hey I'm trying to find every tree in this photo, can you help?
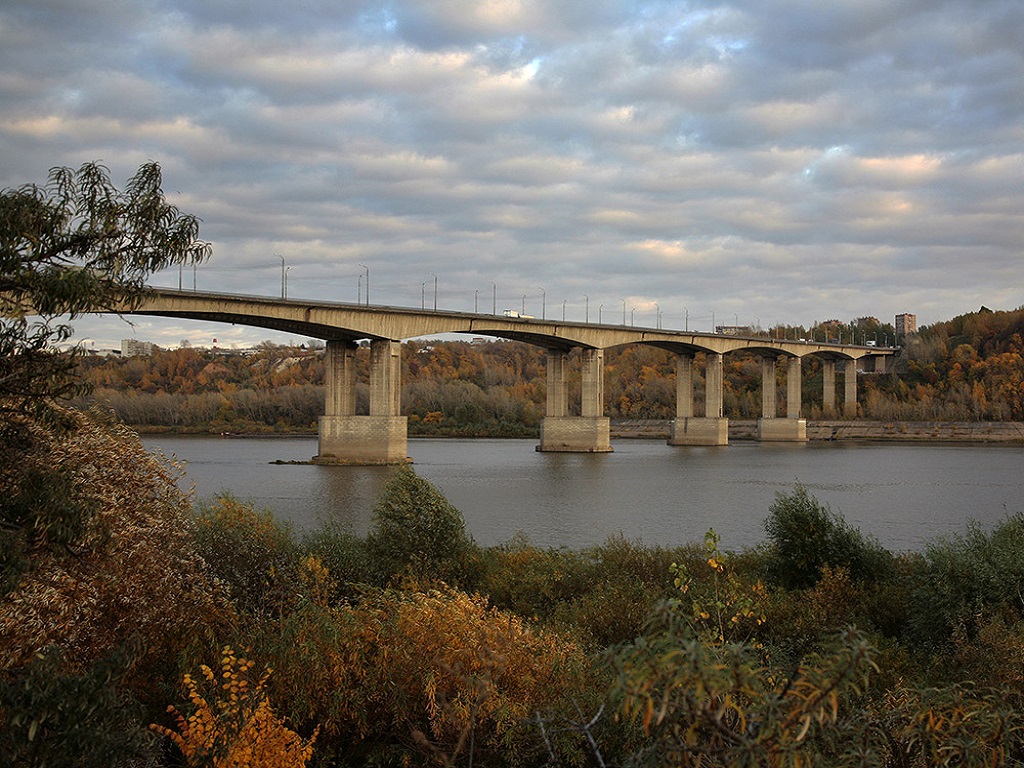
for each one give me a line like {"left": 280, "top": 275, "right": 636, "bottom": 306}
{"left": 1, "top": 161, "right": 210, "bottom": 423}
{"left": 1, "top": 161, "right": 209, "bottom": 581}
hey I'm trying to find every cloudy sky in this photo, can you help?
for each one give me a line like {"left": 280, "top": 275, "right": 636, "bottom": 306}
{"left": 3, "top": 0, "right": 1022, "bottom": 349}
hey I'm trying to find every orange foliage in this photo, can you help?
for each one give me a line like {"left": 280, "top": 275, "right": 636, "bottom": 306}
{"left": 152, "top": 646, "right": 317, "bottom": 767}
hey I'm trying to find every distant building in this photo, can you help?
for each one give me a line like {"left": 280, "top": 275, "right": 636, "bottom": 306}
{"left": 856, "top": 316, "right": 879, "bottom": 328}
{"left": 895, "top": 313, "right": 917, "bottom": 336}
{"left": 121, "top": 339, "right": 154, "bottom": 357}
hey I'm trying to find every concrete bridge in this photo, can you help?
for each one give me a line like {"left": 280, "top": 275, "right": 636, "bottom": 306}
{"left": 124, "top": 288, "right": 895, "bottom": 464}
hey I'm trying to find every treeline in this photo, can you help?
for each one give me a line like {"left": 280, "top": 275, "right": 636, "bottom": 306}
{"left": 868, "top": 306, "right": 1024, "bottom": 420}
{"left": 6, "top": 408, "right": 1024, "bottom": 765}
{"left": 75, "top": 306, "right": 1024, "bottom": 433}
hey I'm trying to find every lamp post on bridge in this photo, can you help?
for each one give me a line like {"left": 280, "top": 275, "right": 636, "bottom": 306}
{"left": 539, "top": 287, "right": 546, "bottom": 319}
{"left": 358, "top": 264, "right": 369, "bottom": 305}
{"left": 431, "top": 274, "right": 438, "bottom": 310}
{"left": 583, "top": 294, "right": 589, "bottom": 323}
{"left": 599, "top": 304, "right": 603, "bottom": 324}
{"left": 621, "top": 299, "right": 626, "bottom": 325}
{"left": 278, "top": 254, "right": 285, "bottom": 299}
{"left": 489, "top": 282, "right": 496, "bottom": 314}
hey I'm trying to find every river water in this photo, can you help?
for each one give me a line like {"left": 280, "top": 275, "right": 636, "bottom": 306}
{"left": 140, "top": 435, "right": 1024, "bottom": 552}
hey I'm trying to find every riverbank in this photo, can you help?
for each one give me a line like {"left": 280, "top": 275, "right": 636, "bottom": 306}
{"left": 611, "top": 419, "right": 1024, "bottom": 443}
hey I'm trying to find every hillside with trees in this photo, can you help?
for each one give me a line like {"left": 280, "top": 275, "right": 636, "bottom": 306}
{"left": 75, "top": 306, "right": 1024, "bottom": 434}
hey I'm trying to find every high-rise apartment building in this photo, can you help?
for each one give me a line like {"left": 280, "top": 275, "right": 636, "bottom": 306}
{"left": 895, "top": 313, "right": 917, "bottom": 336}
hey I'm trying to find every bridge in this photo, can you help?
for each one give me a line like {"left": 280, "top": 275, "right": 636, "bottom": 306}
{"left": 122, "top": 288, "right": 895, "bottom": 464}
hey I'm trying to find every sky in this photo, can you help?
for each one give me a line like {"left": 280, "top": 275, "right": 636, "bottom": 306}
{"left": 2, "top": 0, "right": 1022, "bottom": 350}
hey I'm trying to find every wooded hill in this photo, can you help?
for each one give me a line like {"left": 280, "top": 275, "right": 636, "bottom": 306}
{"left": 75, "top": 307, "right": 1024, "bottom": 434}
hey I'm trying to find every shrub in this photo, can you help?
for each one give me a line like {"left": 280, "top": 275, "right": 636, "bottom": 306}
{"left": 609, "top": 604, "right": 878, "bottom": 767}
{"left": 366, "top": 465, "right": 478, "bottom": 586}
{"left": 299, "top": 522, "right": 373, "bottom": 603}
{"left": 0, "top": 646, "right": 156, "bottom": 768}
{"left": 191, "top": 495, "right": 300, "bottom": 620}
{"left": 907, "top": 513, "right": 1024, "bottom": 648}
{"left": 763, "top": 484, "right": 893, "bottom": 590}
{"left": 152, "top": 645, "right": 317, "bottom": 767}
{"left": 0, "top": 409, "right": 230, "bottom": 705}
{"left": 253, "top": 585, "right": 595, "bottom": 766}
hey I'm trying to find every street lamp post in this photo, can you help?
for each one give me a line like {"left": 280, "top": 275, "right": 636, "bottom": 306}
{"left": 599, "top": 304, "right": 603, "bottom": 324}
{"left": 562, "top": 299, "right": 567, "bottom": 321}
{"left": 475, "top": 289, "right": 479, "bottom": 313}
{"left": 358, "top": 264, "right": 369, "bottom": 305}
{"left": 432, "top": 274, "right": 438, "bottom": 310}
{"left": 489, "top": 282, "right": 496, "bottom": 314}
{"left": 656, "top": 303, "right": 661, "bottom": 329}
{"left": 539, "top": 288, "right": 546, "bottom": 319}
{"left": 278, "top": 255, "right": 285, "bottom": 299}
{"left": 521, "top": 294, "right": 526, "bottom": 315}
{"left": 285, "top": 267, "right": 292, "bottom": 299}
{"left": 583, "top": 294, "right": 589, "bottom": 323}
{"left": 621, "top": 299, "right": 626, "bottom": 325}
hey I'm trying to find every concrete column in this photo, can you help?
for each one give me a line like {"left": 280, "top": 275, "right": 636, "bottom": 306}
{"left": 580, "top": 348, "right": 604, "bottom": 418}
{"left": 315, "top": 339, "right": 407, "bottom": 465}
{"left": 539, "top": 347, "right": 611, "bottom": 452}
{"left": 675, "top": 353, "right": 694, "bottom": 419}
{"left": 705, "top": 352, "right": 724, "bottom": 418}
{"left": 545, "top": 349, "right": 568, "bottom": 418}
{"left": 761, "top": 354, "right": 806, "bottom": 441}
{"left": 324, "top": 340, "right": 356, "bottom": 417}
{"left": 760, "top": 356, "right": 777, "bottom": 418}
{"left": 670, "top": 351, "right": 727, "bottom": 445}
{"left": 822, "top": 358, "right": 836, "bottom": 414}
{"left": 787, "top": 356, "right": 802, "bottom": 418}
{"left": 369, "top": 339, "right": 401, "bottom": 416}
{"left": 844, "top": 361, "right": 858, "bottom": 416}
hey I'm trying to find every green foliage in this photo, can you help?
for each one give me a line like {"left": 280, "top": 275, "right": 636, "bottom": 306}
{"left": 907, "top": 513, "right": 1024, "bottom": 648}
{"left": 366, "top": 465, "right": 478, "bottom": 586}
{"left": 1, "top": 161, "right": 209, "bottom": 424}
{"left": 609, "top": 604, "right": 878, "bottom": 767}
{"left": 299, "top": 522, "right": 373, "bottom": 603}
{"left": 671, "top": 529, "right": 768, "bottom": 644}
{"left": 190, "top": 495, "right": 300, "bottom": 619}
{"left": 763, "top": 485, "right": 894, "bottom": 590}
{"left": 0, "top": 646, "right": 156, "bottom": 768}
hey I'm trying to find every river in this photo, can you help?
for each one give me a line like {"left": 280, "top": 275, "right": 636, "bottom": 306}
{"left": 140, "top": 435, "right": 1024, "bottom": 552}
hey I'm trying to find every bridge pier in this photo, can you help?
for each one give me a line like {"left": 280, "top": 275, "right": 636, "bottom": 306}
{"left": 823, "top": 359, "right": 837, "bottom": 415}
{"left": 538, "top": 348, "right": 612, "bottom": 452}
{"left": 757, "top": 354, "right": 807, "bottom": 441}
{"left": 670, "top": 352, "right": 729, "bottom": 446}
{"left": 844, "top": 361, "right": 858, "bottom": 416}
{"left": 314, "top": 339, "right": 408, "bottom": 465}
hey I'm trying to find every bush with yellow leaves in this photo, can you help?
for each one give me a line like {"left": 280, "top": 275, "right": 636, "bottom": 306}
{"left": 152, "top": 646, "right": 317, "bottom": 767}
{"left": 255, "top": 583, "right": 596, "bottom": 765}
